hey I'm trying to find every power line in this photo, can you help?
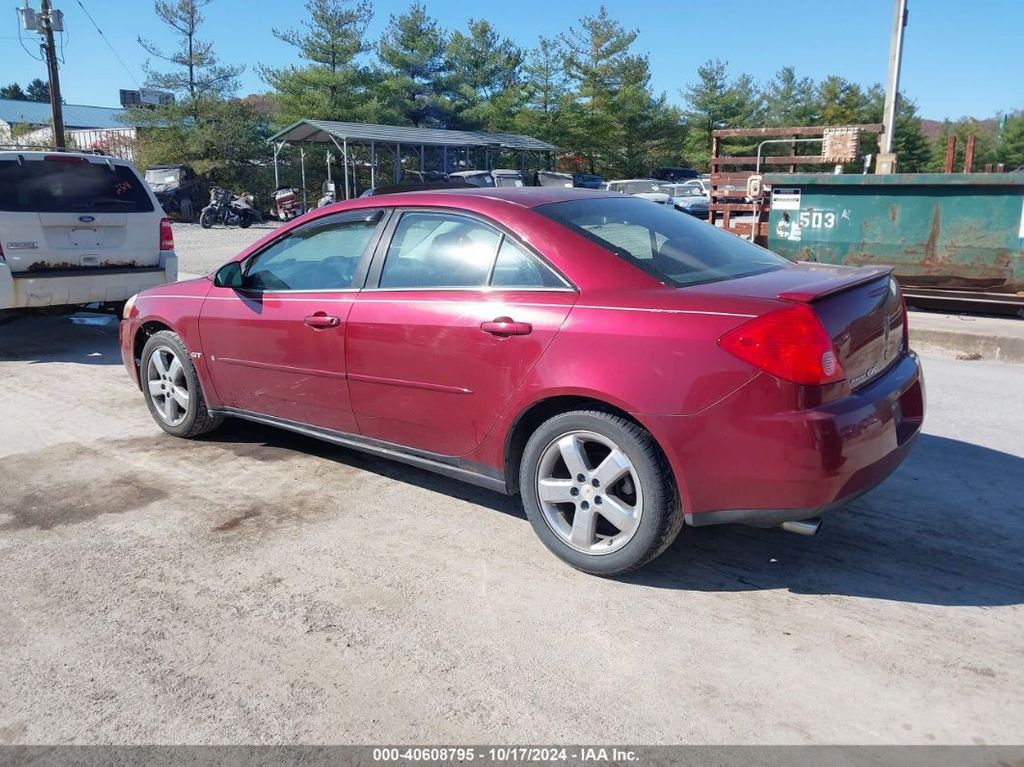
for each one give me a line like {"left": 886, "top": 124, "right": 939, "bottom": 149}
{"left": 74, "top": 0, "right": 141, "bottom": 88}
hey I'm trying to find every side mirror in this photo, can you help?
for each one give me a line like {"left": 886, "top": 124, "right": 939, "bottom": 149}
{"left": 213, "top": 261, "right": 243, "bottom": 289}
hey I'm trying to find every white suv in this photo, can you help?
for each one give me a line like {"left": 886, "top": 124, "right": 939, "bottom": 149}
{"left": 0, "top": 150, "right": 176, "bottom": 309}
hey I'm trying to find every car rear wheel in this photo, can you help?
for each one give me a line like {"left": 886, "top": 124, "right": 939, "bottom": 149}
{"left": 519, "top": 410, "right": 683, "bottom": 575}
{"left": 140, "top": 330, "right": 223, "bottom": 438}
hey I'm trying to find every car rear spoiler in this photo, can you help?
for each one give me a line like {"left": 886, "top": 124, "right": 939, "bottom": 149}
{"left": 778, "top": 266, "right": 893, "bottom": 303}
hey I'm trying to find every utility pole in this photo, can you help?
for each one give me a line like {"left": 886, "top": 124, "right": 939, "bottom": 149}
{"left": 877, "top": 0, "right": 908, "bottom": 173}
{"left": 39, "top": 0, "right": 66, "bottom": 149}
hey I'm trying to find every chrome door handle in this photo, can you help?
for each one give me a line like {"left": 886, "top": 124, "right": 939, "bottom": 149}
{"left": 303, "top": 313, "right": 340, "bottom": 328}
{"left": 480, "top": 317, "right": 532, "bottom": 337}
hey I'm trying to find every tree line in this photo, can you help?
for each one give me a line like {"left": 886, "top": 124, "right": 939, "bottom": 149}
{"left": 1, "top": 78, "right": 52, "bottom": 103}
{"left": 129, "top": 0, "right": 1024, "bottom": 194}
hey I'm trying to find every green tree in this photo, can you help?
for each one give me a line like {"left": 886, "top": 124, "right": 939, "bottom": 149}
{"left": 515, "top": 36, "right": 573, "bottom": 148}
{"left": 376, "top": 3, "right": 450, "bottom": 127}
{"left": 682, "top": 59, "right": 762, "bottom": 168}
{"left": 1, "top": 83, "right": 27, "bottom": 101}
{"left": 138, "top": 0, "right": 243, "bottom": 112}
{"left": 997, "top": 112, "right": 1024, "bottom": 169}
{"left": 132, "top": 98, "right": 271, "bottom": 189}
{"left": 928, "top": 117, "right": 999, "bottom": 171}
{"left": 762, "top": 66, "right": 816, "bottom": 127}
{"left": 888, "top": 96, "right": 930, "bottom": 172}
{"left": 25, "top": 78, "right": 50, "bottom": 102}
{"left": 445, "top": 19, "right": 524, "bottom": 131}
{"left": 261, "top": 0, "right": 380, "bottom": 124}
{"left": 815, "top": 76, "right": 879, "bottom": 125}
{"left": 560, "top": 7, "right": 639, "bottom": 173}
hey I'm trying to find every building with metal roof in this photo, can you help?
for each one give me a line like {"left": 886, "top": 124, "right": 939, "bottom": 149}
{"left": 267, "top": 118, "right": 558, "bottom": 199}
{"left": 0, "top": 98, "right": 128, "bottom": 131}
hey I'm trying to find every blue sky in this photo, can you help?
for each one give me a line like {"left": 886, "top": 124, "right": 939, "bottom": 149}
{"left": 2, "top": 0, "right": 1020, "bottom": 120}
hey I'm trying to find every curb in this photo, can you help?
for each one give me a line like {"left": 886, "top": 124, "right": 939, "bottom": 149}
{"left": 910, "top": 326, "right": 1024, "bottom": 364}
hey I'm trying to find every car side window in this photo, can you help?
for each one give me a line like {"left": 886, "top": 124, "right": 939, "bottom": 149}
{"left": 243, "top": 211, "right": 383, "bottom": 291}
{"left": 490, "top": 237, "right": 569, "bottom": 289}
{"left": 379, "top": 212, "right": 501, "bottom": 289}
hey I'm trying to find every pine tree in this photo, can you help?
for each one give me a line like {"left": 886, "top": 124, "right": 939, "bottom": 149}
{"left": 376, "top": 3, "right": 450, "bottom": 127}
{"left": 445, "top": 19, "right": 524, "bottom": 131}
{"left": 261, "top": 0, "right": 379, "bottom": 124}
{"left": 682, "top": 59, "right": 762, "bottom": 167}
{"left": 138, "top": 0, "right": 243, "bottom": 111}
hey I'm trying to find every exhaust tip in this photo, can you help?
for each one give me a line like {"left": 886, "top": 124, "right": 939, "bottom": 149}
{"left": 780, "top": 517, "right": 822, "bottom": 536}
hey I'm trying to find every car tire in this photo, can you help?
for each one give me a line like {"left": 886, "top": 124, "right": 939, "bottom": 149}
{"left": 140, "top": 330, "right": 224, "bottom": 438}
{"left": 519, "top": 410, "right": 683, "bottom": 576}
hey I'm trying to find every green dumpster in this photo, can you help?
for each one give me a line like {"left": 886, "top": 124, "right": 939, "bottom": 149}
{"left": 763, "top": 172, "right": 1024, "bottom": 293}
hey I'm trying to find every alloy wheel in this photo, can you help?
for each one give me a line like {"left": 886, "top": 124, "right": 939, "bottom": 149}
{"left": 535, "top": 430, "right": 644, "bottom": 555}
{"left": 146, "top": 346, "right": 190, "bottom": 427}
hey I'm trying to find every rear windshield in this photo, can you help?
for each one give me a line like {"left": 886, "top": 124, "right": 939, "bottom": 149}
{"left": 536, "top": 196, "right": 788, "bottom": 288}
{"left": 0, "top": 159, "right": 154, "bottom": 213}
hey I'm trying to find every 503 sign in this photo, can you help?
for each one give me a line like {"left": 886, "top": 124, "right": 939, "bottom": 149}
{"left": 798, "top": 209, "right": 837, "bottom": 230}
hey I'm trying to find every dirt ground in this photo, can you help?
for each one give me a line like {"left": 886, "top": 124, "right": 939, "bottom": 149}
{"left": 0, "top": 308, "right": 1022, "bottom": 745}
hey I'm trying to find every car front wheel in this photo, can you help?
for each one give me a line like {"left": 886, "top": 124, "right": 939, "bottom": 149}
{"left": 140, "top": 330, "right": 224, "bottom": 438}
{"left": 519, "top": 410, "right": 683, "bottom": 575}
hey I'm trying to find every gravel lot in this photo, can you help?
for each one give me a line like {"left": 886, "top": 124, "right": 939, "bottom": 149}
{"left": 170, "top": 221, "right": 282, "bottom": 277}
{"left": 0, "top": 307, "right": 1021, "bottom": 745}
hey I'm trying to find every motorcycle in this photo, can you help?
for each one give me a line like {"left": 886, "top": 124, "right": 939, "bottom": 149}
{"left": 316, "top": 180, "right": 336, "bottom": 209}
{"left": 199, "top": 186, "right": 254, "bottom": 229}
{"left": 270, "top": 186, "right": 304, "bottom": 221}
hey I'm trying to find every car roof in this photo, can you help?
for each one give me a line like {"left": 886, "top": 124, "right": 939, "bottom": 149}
{"left": 607, "top": 178, "right": 661, "bottom": 184}
{"left": 354, "top": 185, "right": 617, "bottom": 209}
{"left": 0, "top": 149, "right": 132, "bottom": 166}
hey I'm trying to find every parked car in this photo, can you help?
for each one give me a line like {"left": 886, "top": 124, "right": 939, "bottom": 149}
{"left": 537, "top": 171, "right": 605, "bottom": 189}
{"left": 651, "top": 166, "right": 700, "bottom": 182}
{"left": 0, "top": 150, "right": 176, "bottom": 311}
{"left": 682, "top": 178, "right": 711, "bottom": 196}
{"left": 605, "top": 179, "right": 672, "bottom": 206}
{"left": 120, "top": 188, "right": 924, "bottom": 576}
{"left": 572, "top": 173, "right": 606, "bottom": 189}
{"left": 537, "top": 170, "right": 574, "bottom": 188}
{"left": 144, "top": 164, "right": 203, "bottom": 223}
{"left": 660, "top": 183, "right": 709, "bottom": 218}
{"left": 491, "top": 169, "right": 525, "bottom": 188}
{"left": 449, "top": 170, "right": 495, "bottom": 187}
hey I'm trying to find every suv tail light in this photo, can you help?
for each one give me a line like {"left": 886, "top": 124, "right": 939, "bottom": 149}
{"left": 719, "top": 303, "right": 846, "bottom": 386}
{"left": 159, "top": 217, "right": 174, "bottom": 251}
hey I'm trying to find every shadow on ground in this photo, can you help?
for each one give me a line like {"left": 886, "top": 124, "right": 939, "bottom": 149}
{"left": 201, "top": 421, "right": 1024, "bottom": 609}
{"left": 0, "top": 313, "right": 121, "bottom": 365}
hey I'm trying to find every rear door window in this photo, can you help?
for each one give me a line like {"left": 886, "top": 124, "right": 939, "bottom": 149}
{"left": 0, "top": 159, "right": 154, "bottom": 213}
{"left": 536, "top": 196, "right": 788, "bottom": 287}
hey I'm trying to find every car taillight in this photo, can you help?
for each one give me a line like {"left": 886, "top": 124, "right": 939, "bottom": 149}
{"left": 719, "top": 303, "right": 845, "bottom": 386}
{"left": 900, "top": 290, "right": 909, "bottom": 353}
{"left": 160, "top": 217, "right": 174, "bottom": 251}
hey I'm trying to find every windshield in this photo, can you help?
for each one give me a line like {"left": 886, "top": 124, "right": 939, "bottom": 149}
{"left": 611, "top": 181, "right": 662, "bottom": 195}
{"left": 662, "top": 185, "right": 701, "bottom": 198}
{"left": 536, "top": 196, "right": 788, "bottom": 288}
{"left": 0, "top": 160, "right": 154, "bottom": 213}
{"left": 145, "top": 168, "right": 182, "bottom": 188}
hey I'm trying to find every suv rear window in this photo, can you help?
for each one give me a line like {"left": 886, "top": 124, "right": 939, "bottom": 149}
{"left": 536, "top": 196, "right": 788, "bottom": 288}
{"left": 0, "top": 159, "right": 154, "bottom": 213}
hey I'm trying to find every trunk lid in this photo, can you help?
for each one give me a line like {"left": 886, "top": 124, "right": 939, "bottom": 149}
{"left": 701, "top": 263, "right": 905, "bottom": 389}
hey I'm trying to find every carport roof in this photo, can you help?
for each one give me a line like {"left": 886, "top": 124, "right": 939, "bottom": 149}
{"left": 267, "top": 118, "right": 557, "bottom": 152}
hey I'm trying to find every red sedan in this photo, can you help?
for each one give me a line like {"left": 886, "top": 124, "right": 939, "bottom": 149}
{"left": 120, "top": 188, "right": 924, "bottom": 575}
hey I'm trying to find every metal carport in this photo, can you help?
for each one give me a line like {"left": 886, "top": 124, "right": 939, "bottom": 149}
{"left": 267, "top": 119, "right": 558, "bottom": 200}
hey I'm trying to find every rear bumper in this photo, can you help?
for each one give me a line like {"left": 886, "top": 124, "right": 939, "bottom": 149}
{"left": 646, "top": 351, "right": 925, "bottom": 526}
{"left": 0, "top": 253, "right": 177, "bottom": 309}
